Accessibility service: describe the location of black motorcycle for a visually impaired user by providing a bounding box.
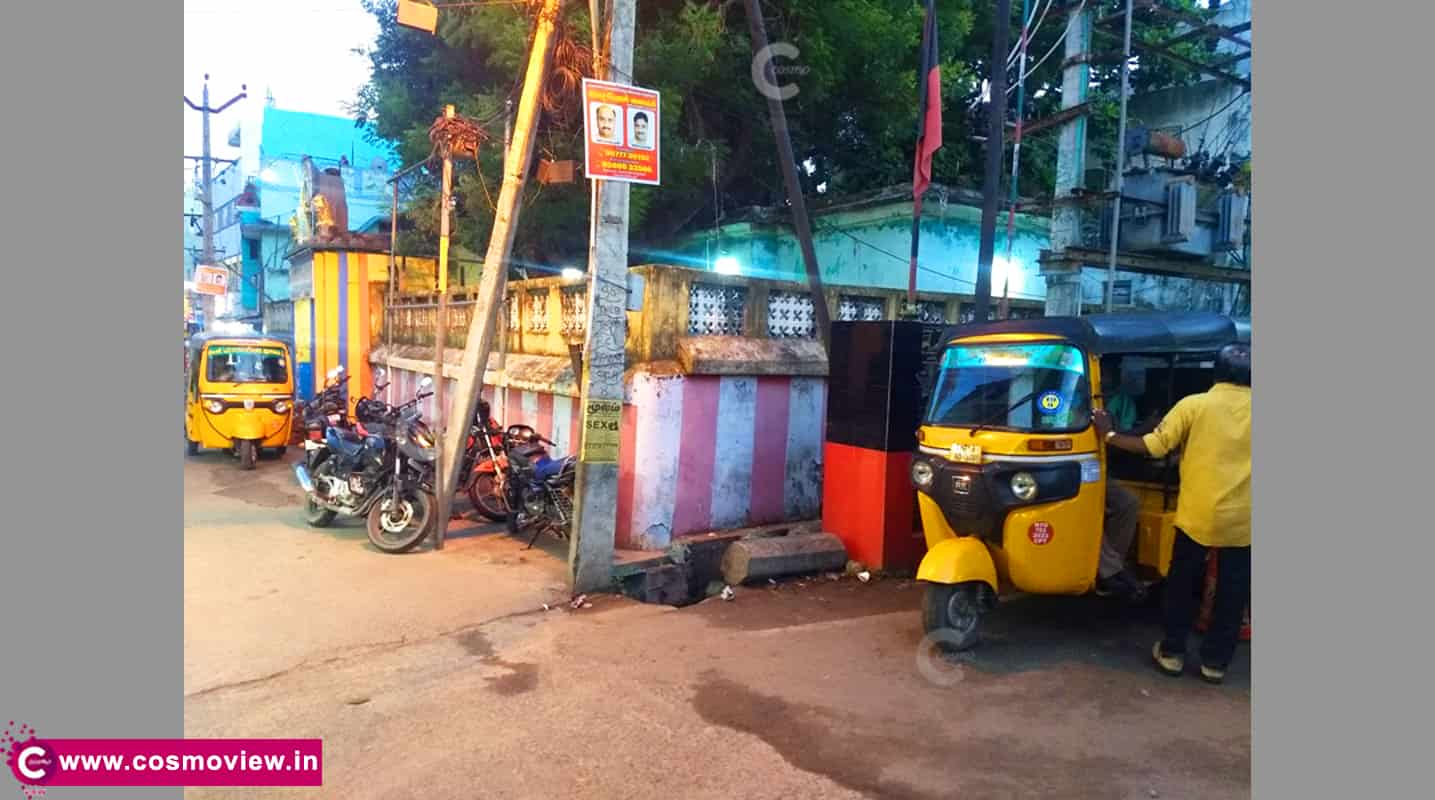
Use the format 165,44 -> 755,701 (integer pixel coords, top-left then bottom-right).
500,424 -> 577,548
294,376 -> 438,554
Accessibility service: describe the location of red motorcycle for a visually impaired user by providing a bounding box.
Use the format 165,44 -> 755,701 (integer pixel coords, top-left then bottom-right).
464,400 -> 512,522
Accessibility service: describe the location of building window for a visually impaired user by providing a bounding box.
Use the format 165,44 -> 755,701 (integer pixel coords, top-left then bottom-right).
1107,280 -> 1133,307
246,239 -> 261,261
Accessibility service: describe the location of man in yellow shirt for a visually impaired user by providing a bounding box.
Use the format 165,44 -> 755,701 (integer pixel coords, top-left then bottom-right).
1094,343 -> 1251,684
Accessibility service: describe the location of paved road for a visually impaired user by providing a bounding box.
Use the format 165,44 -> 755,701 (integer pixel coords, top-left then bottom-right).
184,453 -> 1250,799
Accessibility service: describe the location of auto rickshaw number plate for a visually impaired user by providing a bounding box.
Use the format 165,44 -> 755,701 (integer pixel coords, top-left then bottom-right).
948,443 -> 983,464
952,475 -> 973,494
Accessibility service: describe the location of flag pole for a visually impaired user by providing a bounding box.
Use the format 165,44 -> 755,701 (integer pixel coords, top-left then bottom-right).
909,0 -> 942,311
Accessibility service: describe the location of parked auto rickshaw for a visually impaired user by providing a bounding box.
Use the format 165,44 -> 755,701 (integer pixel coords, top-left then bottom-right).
185,332 -> 295,470
912,312 -> 1250,649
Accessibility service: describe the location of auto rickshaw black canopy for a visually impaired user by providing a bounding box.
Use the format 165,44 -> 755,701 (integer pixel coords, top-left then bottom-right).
944,312 -> 1250,356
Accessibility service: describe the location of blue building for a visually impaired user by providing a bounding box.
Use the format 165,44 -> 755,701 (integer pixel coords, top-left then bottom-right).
210,102 -> 398,325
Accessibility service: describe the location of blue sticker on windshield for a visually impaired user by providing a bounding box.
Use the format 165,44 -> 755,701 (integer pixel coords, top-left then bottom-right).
1037,391 -> 1063,415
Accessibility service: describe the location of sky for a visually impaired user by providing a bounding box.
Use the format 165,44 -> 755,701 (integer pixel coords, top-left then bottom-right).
183,0 -> 379,191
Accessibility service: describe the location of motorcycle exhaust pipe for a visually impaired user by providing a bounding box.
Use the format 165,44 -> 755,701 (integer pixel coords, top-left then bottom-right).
293,464 -> 315,494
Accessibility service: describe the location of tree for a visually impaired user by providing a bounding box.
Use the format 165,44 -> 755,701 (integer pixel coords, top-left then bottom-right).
351,0 -> 1225,274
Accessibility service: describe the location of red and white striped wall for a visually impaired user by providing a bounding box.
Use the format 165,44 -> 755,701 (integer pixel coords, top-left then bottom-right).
616,372 -> 827,551
378,364 -> 829,549
381,367 -> 580,459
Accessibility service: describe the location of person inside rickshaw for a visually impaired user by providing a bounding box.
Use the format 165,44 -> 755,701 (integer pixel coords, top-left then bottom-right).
1096,356 -> 1164,603
260,355 -> 286,383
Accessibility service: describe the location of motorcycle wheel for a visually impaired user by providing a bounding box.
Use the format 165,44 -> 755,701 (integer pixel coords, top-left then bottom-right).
467,472 -> 511,522
238,440 -> 257,470
367,489 -> 435,554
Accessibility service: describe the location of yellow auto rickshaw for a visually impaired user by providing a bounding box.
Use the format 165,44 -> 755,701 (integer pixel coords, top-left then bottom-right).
912,312 -> 1250,649
185,332 -> 295,470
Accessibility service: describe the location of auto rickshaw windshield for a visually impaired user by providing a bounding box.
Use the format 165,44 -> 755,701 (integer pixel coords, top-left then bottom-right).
925,341 -> 1091,432
205,344 -> 289,384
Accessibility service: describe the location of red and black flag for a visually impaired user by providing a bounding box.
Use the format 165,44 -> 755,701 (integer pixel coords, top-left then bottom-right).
910,0 -> 942,301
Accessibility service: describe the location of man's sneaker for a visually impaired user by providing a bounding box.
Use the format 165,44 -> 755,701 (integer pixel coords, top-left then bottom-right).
1095,569 -> 1148,603
1152,642 -> 1185,677
1200,664 -> 1226,685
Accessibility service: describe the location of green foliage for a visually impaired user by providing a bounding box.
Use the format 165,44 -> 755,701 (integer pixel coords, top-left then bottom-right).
352,0 -> 1231,271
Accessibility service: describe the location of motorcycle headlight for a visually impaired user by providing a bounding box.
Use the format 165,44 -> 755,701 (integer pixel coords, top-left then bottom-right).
205,399 -> 225,414
1010,471 -> 1038,501
273,400 -> 290,414
911,460 -> 935,488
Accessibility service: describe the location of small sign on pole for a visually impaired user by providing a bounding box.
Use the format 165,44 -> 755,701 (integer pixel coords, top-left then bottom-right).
580,78 -> 660,186
396,0 -> 438,34
193,265 -> 230,296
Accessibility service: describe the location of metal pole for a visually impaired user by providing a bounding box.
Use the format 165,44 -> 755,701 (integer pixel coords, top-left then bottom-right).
1001,0 -> 1033,319
200,79 -> 215,328
1105,0 -> 1134,313
973,0 -> 1011,323
388,173 -> 399,348
433,104 -> 456,549
743,0 -> 832,354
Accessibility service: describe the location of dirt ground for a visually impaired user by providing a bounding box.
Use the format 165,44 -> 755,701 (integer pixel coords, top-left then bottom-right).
184,452 -> 1250,799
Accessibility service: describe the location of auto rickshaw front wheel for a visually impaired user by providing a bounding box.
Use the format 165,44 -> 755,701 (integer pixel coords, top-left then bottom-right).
237,440 -> 258,470
922,581 -> 988,652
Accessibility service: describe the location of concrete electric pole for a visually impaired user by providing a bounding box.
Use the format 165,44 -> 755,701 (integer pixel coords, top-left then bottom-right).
184,75 -> 247,329
568,0 -> 638,593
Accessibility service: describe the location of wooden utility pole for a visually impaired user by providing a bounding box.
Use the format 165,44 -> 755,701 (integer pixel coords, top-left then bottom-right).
432,104 -> 457,549
973,0 -> 1011,323
436,0 -> 563,536
743,0 -> 831,354
569,0 -> 636,593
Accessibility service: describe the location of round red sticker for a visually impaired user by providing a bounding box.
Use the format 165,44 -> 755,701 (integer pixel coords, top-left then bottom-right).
1028,521 -> 1055,545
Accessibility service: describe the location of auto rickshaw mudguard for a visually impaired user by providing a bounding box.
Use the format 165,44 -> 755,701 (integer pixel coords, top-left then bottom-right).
917,536 -> 998,593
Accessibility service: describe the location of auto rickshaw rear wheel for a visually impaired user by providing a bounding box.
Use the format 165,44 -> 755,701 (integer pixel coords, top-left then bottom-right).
922,581 -> 986,652
238,440 -> 257,470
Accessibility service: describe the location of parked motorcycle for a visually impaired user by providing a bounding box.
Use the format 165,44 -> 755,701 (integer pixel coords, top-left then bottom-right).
499,423 -> 577,548
293,376 -> 438,554
295,366 -> 352,471
464,400 -> 512,522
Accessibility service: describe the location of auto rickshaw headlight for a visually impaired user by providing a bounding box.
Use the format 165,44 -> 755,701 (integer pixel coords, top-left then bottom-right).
205,399 -> 225,414
1010,471 -> 1038,501
273,400 -> 290,414
911,460 -> 935,488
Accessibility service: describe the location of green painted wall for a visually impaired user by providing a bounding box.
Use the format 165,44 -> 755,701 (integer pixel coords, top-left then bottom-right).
664,200 -> 1052,303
